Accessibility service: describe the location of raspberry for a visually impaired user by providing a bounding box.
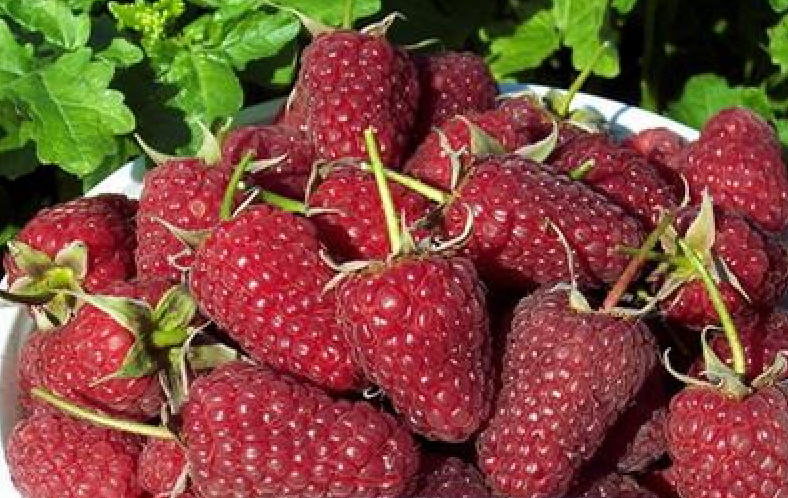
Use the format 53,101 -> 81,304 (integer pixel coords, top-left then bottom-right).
309,166 -> 432,260
189,205 -> 363,391
138,439 -> 188,497
477,287 -> 657,498
414,51 -> 497,139
413,455 -> 490,498
443,155 -> 644,291
299,30 -> 419,166
337,256 -> 492,442
7,411 -> 144,498
576,473 -> 658,498
181,361 -> 420,498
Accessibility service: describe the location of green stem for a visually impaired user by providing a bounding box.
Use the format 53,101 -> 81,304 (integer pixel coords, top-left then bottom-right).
258,190 -> 307,214
381,168 -> 451,204
569,160 -> 595,180
603,211 -> 675,311
342,0 -> 354,29
151,327 -> 190,348
220,152 -> 254,221
678,239 -> 746,377
32,388 -> 176,440
557,41 -> 611,118
364,128 -> 401,255
616,246 -> 672,262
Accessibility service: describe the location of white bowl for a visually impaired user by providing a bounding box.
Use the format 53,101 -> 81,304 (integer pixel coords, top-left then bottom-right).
0,85 -> 699,496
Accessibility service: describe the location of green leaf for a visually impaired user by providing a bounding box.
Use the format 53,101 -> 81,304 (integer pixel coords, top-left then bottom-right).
96,38 -> 144,67
0,20 -> 35,88
276,0 -> 381,27
81,136 -> 138,191
109,0 -> 185,40
611,0 -> 638,14
218,11 -> 300,70
667,74 -> 773,130
65,0 -> 103,10
242,39 -> 298,88
0,0 -> 91,50
774,119 -> 788,146
0,222 -> 18,245
482,9 -> 560,79
4,49 -> 135,176
770,0 -> 788,12
162,50 -> 243,129
554,0 -> 619,77
768,14 -> 788,74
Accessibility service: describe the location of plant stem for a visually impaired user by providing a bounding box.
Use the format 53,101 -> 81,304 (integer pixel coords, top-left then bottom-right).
364,128 -> 401,255
151,327 -> 190,348
556,41 -> 611,118
678,239 -> 746,377
258,190 -> 307,214
31,388 -> 176,440
616,246 -> 672,262
342,0 -> 354,29
602,211 -> 675,311
220,152 -> 254,221
569,160 -> 595,180
381,168 -> 451,204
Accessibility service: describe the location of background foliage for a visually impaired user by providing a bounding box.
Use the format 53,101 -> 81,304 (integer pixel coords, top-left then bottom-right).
1,0 -> 787,247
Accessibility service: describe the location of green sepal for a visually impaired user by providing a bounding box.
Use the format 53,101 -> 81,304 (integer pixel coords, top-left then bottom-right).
7,241 -> 55,277
152,217 -> 211,250
136,120 -> 221,166
514,119 -> 559,163
752,353 -> 788,389
152,284 -> 196,333
459,116 -> 505,156
75,292 -> 152,336
699,328 -> 750,398
187,344 -> 241,370
99,338 -> 159,381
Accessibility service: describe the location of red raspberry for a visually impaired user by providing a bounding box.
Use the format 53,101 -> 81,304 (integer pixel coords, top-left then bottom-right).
700,107 -> 780,150
7,411 -> 144,498
477,287 -> 657,498
337,256 -> 492,442
640,468 -> 681,498
404,109 -> 533,190
661,206 -> 788,329
36,279 -> 171,420
275,82 -> 309,134
414,51 -> 497,139
181,361 -> 420,498
550,132 -> 680,228
309,167 -> 432,260
138,439 -> 188,497
622,127 -> 687,170
299,30 -> 419,166
220,124 -> 315,199
136,158 -> 232,281
189,205 -> 363,391
443,155 -> 644,291
666,385 -> 788,497
4,194 -> 137,292
496,96 -> 555,143
413,455 -> 490,498
669,109 -> 788,232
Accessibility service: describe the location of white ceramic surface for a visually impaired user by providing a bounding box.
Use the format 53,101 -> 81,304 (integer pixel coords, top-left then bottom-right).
0,85 -> 699,497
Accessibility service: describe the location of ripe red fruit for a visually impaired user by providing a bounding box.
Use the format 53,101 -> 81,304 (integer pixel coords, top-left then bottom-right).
36,279 -> 171,420
414,51 -> 497,139
136,158 -> 232,281
138,439 -> 188,497
442,155 -> 645,291
669,109 -> 788,232
309,166 -> 432,260
700,107 -> 780,150
3,193 -> 137,293
181,361 -> 420,498
496,96 -> 556,144
666,384 -> 788,497
338,256 -> 492,442
298,30 -> 419,166
550,132 -> 680,228
17,331 -> 50,415
7,411 -> 144,498
477,287 -> 657,498
275,82 -> 309,134
622,127 -> 687,170
220,124 -> 316,199
189,205 -> 363,391
404,109 -> 533,190
413,455 -> 491,498
660,205 -> 788,330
